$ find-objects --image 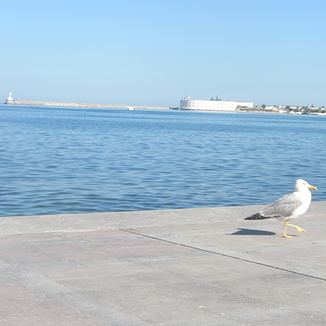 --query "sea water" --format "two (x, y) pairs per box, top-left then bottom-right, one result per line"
(0, 105), (325, 217)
